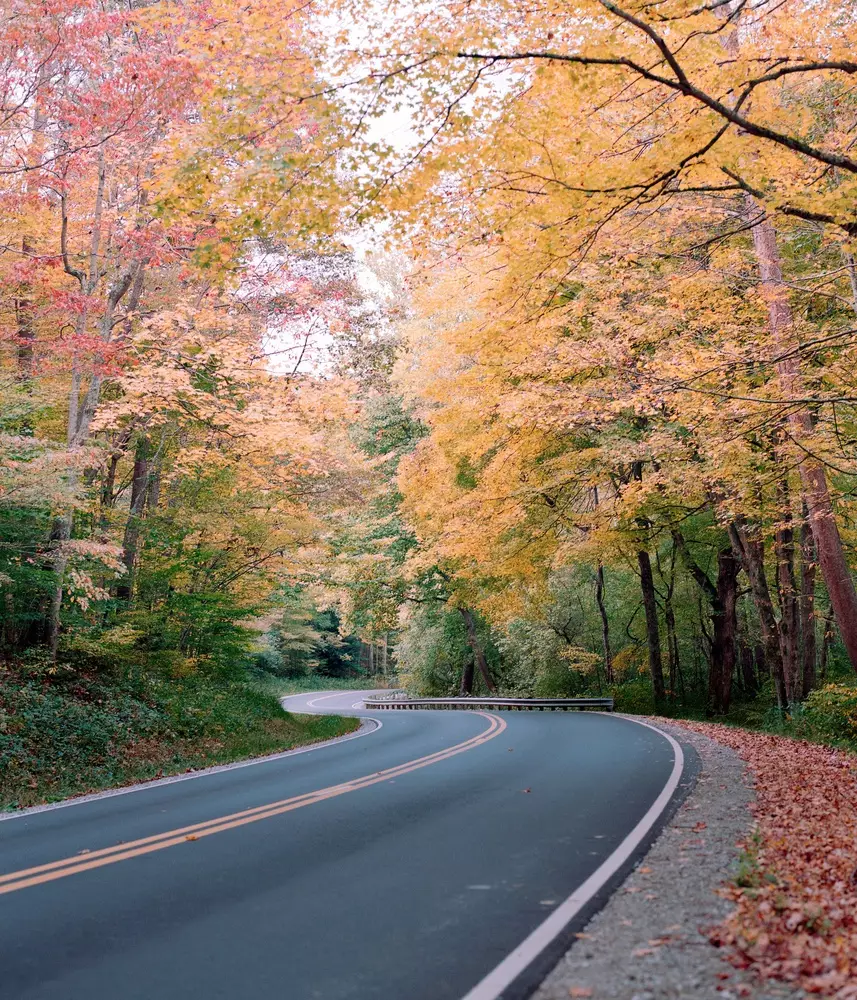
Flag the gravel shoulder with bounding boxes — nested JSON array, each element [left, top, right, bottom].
[[533, 720, 807, 1000]]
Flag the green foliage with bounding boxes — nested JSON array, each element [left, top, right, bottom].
[[258, 587, 363, 679], [610, 678, 658, 715], [799, 684, 857, 746], [0, 659, 357, 811], [0, 503, 56, 646], [497, 619, 601, 696], [397, 604, 500, 696]]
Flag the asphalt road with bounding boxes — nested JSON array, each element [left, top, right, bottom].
[[0, 691, 686, 1000]]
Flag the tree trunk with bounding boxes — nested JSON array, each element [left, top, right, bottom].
[[709, 547, 739, 714], [729, 520, 787, 708], [800, 510, 817, 697], [116, 438, 150, 602], [595, 562, 613, 684], [748, 212, 857, 674], [458, 607, 496, 693], [664, 587, 679, 702], [773, 491, 800, 704], [819, 607, 836, 683], [739, 642, 758, 695], [15, 79, 47, 398], [637, 549, 665, 702], [15, 238, 36, 391], [48, 513, 73, 662], [459, 656, 475, 696]]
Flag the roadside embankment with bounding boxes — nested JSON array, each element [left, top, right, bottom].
[[0, 664, 358, 811]]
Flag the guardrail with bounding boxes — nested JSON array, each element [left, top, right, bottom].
[[361, 696, 614, 712]]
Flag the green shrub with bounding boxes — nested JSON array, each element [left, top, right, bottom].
[[0, 662, 357, 811], [801, 683, 857, 745], [610, 677, 657, 715]]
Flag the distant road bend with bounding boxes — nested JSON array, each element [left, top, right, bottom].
[[0, 690, 686, 1000]]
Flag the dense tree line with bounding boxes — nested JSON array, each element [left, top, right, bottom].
[[2, 0, 857, 771]]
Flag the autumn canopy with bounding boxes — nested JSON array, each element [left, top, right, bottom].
[[2, 0, 857, 738]]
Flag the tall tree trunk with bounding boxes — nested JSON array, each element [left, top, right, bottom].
[[728, 520, 787, 707], [709, 547, 739, 714], [800, 509, 817, 697], [458, 607, 496, 693], [15, 238, 36, 391], [15, 73, 47, 398], [116, 438, 150, 602], [774, 489, 801, 704], [739, 642, 758, 695], [664, 584, 679, 702], [637, 548, 665, 702], [595, 562, 613, 684], [748, 213, 857, 674], [819, 607, 836, 683], [48, 513, 73, 662], [459, 656, 475, 696]]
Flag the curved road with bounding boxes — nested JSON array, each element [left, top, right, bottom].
[[0, 691, 690, 1000]]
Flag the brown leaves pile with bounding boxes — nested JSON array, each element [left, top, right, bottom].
[[673, 722, 857, 998]]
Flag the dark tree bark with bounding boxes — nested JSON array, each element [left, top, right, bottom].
[[595, 562, 613, 684], [459, 608, 496, 693], [773, 491, 800, 704], [116, 438, 150, 603], [637, 548, 665, 702], [819, 607, 836, 683], [739, 642, 758, 695], [800, 510, 817, 698], [729, 520, 787, 708], [47, 512, 73, 662], [709, 547, 739, 714], [459, 656, 475, 696]]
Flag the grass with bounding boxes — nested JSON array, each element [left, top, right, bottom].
[[0, 663, 361, 812]]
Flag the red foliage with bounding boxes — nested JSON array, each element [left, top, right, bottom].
[[673, 722, 857, 998]]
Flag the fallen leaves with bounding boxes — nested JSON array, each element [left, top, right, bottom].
[[672, 721, 857, 998]]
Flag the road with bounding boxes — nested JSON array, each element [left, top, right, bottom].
[[0, 691, 688, 1000]]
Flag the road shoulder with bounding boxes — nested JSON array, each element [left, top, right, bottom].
[[532, 721, 806, 1000]]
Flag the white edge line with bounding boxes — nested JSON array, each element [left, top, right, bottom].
[[0, 692, 382, 823], [459, 716, 685, 1000]]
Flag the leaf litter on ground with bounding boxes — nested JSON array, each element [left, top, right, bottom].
[[671, 721, 857, 998]]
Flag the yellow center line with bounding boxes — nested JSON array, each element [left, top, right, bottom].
[[0, 712, 506, 896]]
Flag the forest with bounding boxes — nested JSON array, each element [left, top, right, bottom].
[[2, 0, 857, 808]]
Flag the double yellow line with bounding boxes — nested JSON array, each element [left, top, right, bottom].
[[0, 712, 506, 896]]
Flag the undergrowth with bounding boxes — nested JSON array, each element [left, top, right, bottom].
[[0, 659, 359, 811]]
